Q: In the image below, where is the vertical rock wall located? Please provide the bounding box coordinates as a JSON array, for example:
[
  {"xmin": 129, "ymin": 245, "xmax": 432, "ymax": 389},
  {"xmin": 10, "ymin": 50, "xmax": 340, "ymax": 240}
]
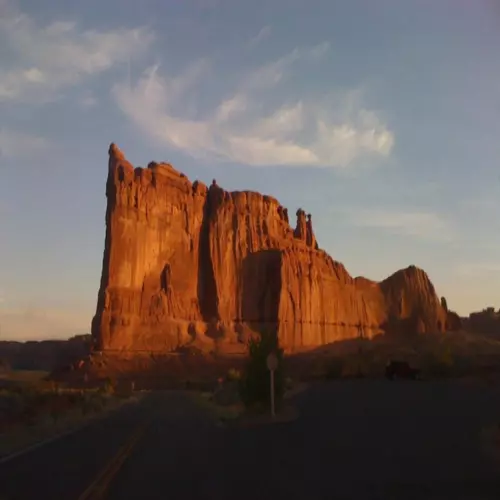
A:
[{"xmin": 92, "ymin": 145, "xmax": 448, "ymax": 352}]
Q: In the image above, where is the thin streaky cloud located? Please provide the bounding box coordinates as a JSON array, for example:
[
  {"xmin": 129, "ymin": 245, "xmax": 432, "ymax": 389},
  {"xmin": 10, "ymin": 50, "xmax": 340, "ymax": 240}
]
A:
[
  {"xmin": 113, "ymin": 44, "xmax": 394, "ymax": 168},
  {"xmin": 453, "ymin": 262, "xmax": 500, "ymax": 278},
  {"xmin": 345, "ymin": 208, "xmax": 454, "ymax": 242},
  {"xmin": 0, "ymin": 4, "xmax": 154, "ymax": 103},
  {"xmin": 78, "ymin": 94, "xmax": 98, "ymax": 109},
  {"xmin": 214, "ymin": 94, "xmax": 248, "ymax": 123},
  {"xmin": 247, "ymin": 25, "xmax": 272, "ymax": 48},
  {"xmin": 309, "ymin": 41, "xmax": 330, "ymax": 60},
  {"xmin": 0, "ymin": 128, "xmax": 52, "ymax": 159}
]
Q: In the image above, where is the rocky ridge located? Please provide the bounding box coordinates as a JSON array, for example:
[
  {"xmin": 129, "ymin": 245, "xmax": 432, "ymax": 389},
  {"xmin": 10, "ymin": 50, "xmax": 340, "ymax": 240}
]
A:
[{"xmin": 91, "ymin": 144, "xmax": 452, "ymax": 352}]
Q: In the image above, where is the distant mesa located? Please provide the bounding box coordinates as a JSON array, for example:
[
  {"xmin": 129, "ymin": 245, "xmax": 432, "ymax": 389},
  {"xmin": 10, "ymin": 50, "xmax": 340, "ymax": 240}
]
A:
[
  {"xmin": 462, "ymin": 307, "xmax": 500, "ymax": 337},
  {"xmin": 91, "ymin": 144, "xmax": 456, "ymax": 352}
]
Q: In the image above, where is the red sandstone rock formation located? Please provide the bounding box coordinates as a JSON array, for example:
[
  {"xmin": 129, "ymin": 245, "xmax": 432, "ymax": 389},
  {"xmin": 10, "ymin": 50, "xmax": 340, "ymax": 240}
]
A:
[{"xmin": 91, "ymin": 144, "xmax": 450, "ymax": 352}]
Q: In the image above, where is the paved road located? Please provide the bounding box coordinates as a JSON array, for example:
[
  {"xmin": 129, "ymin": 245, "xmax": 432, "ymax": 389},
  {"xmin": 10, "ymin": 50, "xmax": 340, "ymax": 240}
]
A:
[
  {"xmin": 0, "ymin": 396, "xmax": 154, "ymax": 500},
  {"xmin": 1, "ymin": 381, "xmax": 500, "ymax": 499}
]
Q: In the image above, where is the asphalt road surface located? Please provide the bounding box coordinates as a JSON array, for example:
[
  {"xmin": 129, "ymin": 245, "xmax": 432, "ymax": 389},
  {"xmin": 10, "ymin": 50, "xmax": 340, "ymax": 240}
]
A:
[{"xmin": 1, "ymin": 380, "xmax": 500, "ymax": 500}]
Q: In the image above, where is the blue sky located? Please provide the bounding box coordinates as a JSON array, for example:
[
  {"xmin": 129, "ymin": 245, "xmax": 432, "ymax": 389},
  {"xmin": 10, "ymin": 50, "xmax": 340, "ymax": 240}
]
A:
[{"xmin": 1, "ymin": 0, "xmax": 499, "ymax": 340}]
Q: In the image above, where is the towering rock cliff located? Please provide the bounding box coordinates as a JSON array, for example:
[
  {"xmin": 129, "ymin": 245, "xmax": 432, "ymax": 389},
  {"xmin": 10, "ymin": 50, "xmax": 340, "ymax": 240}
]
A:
[{"xmin": 91, "ymin": 144, "xmax": 450, "ymax": 352}]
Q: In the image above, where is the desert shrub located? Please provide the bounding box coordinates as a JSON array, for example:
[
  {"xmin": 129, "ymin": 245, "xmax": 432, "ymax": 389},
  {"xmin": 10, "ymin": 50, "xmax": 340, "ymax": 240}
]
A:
[
  {"xmin": 67, "ymin": 392, "xmax": 82, "ymax": 407},
  {"xmin": 238, "ymin": 335, "xmax": 285, "ymax": 410},
  {"xmin": 50, "ymin": 396, "xmax": 67, "ymax": 425},
  {"xmin": 440, "ymin": 346, "xmax": 454, "ymax": 367},
  {"xmin": 213, "ymin": 381, "xmax": 241, "ymax": 406},
  {"xmin": 19, "ymin": 400, "xmax": 38, "ymax": 426},
  {"xmin": 340, "ymin": 355, "xmax": 363, "ymax": 378},
  {"xmin": 100, "ymin": 377, "xmax": 115, "ymax": 395},
  {"xmin": 0, "ymin": 358, "xmax": 11, "ymax": 373},
  {"xmin": 422, "ymin": 346, "xmax": 455, "ymax": 378},
  {"xmin": 324, "ymin": 357, "xmax": 344, "ymax": 379},
  {"xmin": 226, "ymin": 368, "xmax": 241, "ymax": 382},
  {"xmin": 89, "ymin": 394, "xmax": 104, "ymax": 413},
  {"xmin": 307, "ymin": 358, "xmax": 326, "ymax": 380},
  {"xmin": 81, "ymin": 395, "xmax": 92, "ymax": 416},
  {"xmin": 426, "ymin": 362, "xmax": 450, "ymax": 378}
]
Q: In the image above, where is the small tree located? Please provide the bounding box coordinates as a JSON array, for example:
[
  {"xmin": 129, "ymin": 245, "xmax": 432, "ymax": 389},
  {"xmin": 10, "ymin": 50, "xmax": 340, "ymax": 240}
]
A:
[
  {"xmin": 238, "ymin": 334, "xmax": 285, "ymax": 410},
  {"xmin": 102, "ymin": 376, "xmax": 115, "ymax": 395},
  {"xmin": 226, "ymin": 368, "xmax": 241, "ymax": 382}
]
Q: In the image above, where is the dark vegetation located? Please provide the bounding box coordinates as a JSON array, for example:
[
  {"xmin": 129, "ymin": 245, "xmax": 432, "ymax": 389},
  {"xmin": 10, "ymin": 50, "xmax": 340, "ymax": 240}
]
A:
[
  {"xmin": 0, "ymin": 334, "xmax": 91, "ymax": 371},
  {"xmin": 285, "ymin": 331, "xmax": 500, "ymax": 383},
  {"xmin": 238, "ymin": 335, "xmax": 285, "ymax": 410},
  {"xmin": 385, "ymin": 360, "xmax": 420, "ymax": 380},
  {"xmin": 0, "ymin": 370, "xmax": 133, "ymax": 437}
]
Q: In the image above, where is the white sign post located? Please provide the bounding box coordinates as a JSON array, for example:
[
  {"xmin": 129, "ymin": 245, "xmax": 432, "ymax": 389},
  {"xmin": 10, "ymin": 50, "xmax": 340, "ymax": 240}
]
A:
[{"xmin": 266, "ymin": 352, "xmax": 278, "ymax": 417}]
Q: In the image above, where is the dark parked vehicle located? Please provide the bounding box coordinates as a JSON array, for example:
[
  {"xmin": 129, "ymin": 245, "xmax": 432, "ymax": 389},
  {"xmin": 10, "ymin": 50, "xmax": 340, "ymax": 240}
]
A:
[{"xmin": 385, "ymin": 360, "xmax": 420, "ymax": 380}]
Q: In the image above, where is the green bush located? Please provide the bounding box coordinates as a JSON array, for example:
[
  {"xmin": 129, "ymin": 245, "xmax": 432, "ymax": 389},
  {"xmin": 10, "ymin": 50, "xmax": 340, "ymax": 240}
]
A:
[{"xmin": 238, "ymin": 335, "xmax": 285, "ymax": 410}]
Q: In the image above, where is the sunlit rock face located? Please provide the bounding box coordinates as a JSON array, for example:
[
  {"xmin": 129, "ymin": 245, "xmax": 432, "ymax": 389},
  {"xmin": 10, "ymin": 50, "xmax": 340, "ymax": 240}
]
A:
[{"xmin": 91, "ymin": 144, "xmax": 448, "ymax": 352}]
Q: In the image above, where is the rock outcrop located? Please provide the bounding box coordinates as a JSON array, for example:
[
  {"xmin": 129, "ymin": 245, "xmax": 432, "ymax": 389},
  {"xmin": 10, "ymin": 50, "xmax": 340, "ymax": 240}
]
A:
[
  {"xmin": 462, "ymin": 307, "xmax": 500, "ymax": 337},
  {"xmin": 91, "ymin": 144, "xmax": 450, "ymax": 352},
  {"xmin": 0, "ymin": 335, "xmax": 91, "ymax": 372}
]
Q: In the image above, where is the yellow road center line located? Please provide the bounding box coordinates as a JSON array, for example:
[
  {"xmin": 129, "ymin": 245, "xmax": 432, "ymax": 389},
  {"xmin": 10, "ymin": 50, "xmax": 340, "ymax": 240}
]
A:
[{"xmin": 77, "ymin": 422, "xmax": 148, "ymax": 500}]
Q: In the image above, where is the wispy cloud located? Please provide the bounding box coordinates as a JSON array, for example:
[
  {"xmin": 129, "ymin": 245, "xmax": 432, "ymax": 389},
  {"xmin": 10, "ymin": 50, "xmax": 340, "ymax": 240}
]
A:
[
  {"xmin": 453, "ymin": 262, "xmax": 500, "ymax": 278},
  {"xmin": 308, "ymin": 41, "xmax": 330, "ymax": 60},
  {"xmin": 0, "ymin": 2, "xmax": 154, "ymax": 103},
  {"xmin": 0, "ymin": 128, "xmax": 52, "ymax": 159},
  {"xmin": 77, "ymin": 94, "xmax": 98, "ymax": 110},
  {"xmin": 242, "ymin": 44, "xmax": 331, "ymax": 90},
  {"xmin": 214, "ymin": 94, "xmax": 248, "ymax": 123},
  {"xmin": 247, "ymin": 25, "xmax": 272, "ymax": 48},
  {"xmin": 346, "ymin": 209, "xmax": 453, "ymax": 241},
  {"xmin": 113, "ymin": 43, "xmax": 394, "ymax": 168}
]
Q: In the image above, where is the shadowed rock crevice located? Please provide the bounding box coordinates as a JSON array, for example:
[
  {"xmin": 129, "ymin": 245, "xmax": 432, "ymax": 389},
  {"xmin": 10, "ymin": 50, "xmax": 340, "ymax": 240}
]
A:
[
  {"xmin": 197, "ymin": 185, "xmax": 219, "ymax": 323},
  {"xmin": 241, "ymin": 249, "xmax": 282, "ymax": 323}
]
